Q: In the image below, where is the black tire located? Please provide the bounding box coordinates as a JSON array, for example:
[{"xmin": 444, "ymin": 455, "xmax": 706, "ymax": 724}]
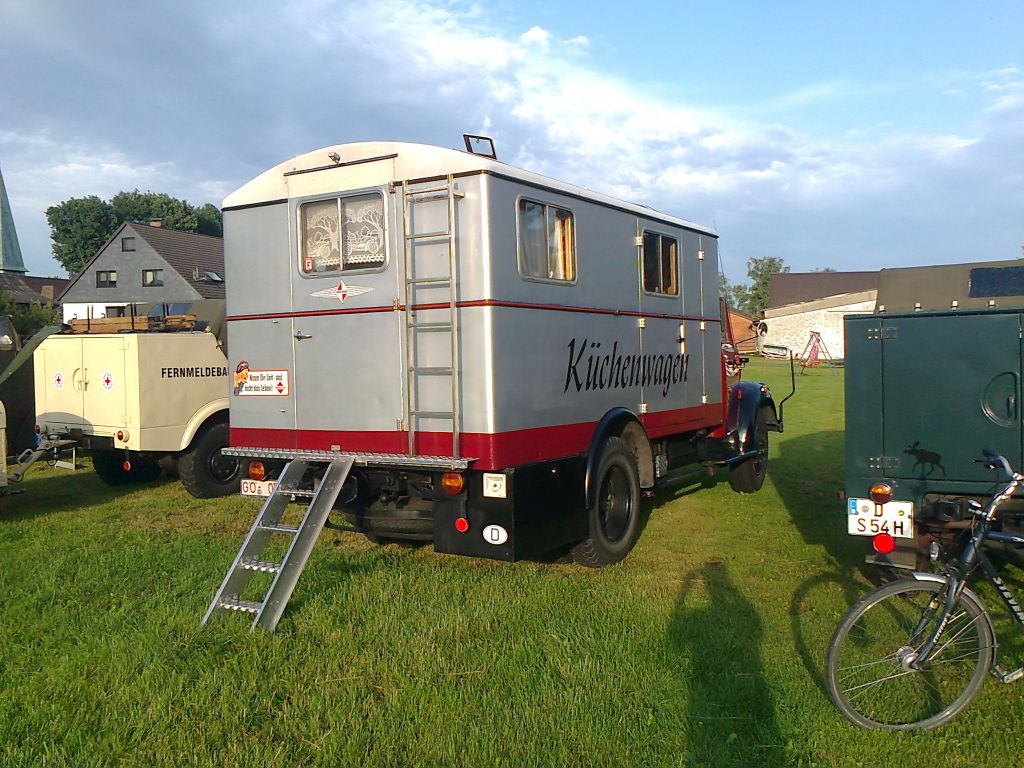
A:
[
  {"xmin": 128, "ymin": 457, "xmax": 162, "ymax": 483},
  {"xmin": 92, "ymin": 450, "xmax": 132, "ymax": 486},
  {"xmin": 825, "ymin": 578, "xmax": 993, "ymax": 730},
  {"xmin": 572, "ymin": 436, "xmax": 642, "ymax": 567},
  {"xmin": 178, "ymin": 422, "xmax": 242, "ymax": 499},
  {"xmin": 729, "ymin": 408, "xmax": 769, "ymax": 493}
]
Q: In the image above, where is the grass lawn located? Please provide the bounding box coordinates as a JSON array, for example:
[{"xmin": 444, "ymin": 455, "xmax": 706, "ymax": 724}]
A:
[{"xmin": 2, "ymin": 360, "xmax": 1023, "ymax": 767}]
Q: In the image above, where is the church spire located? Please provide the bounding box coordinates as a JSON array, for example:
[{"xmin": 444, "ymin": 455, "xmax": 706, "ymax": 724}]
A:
[{"xmin": 0, "ymin": 166, "xmax": 29, "ymax": 273}]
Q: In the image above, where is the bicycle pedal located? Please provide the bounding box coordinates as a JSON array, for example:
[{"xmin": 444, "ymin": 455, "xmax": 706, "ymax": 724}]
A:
[{"xmin": 992, "ymin": 664, "xmax": 1024, "ymax": 684}]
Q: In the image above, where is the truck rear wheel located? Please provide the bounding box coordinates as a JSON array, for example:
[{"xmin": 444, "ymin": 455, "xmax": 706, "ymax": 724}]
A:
[
  {"xmin": 572, "ymin": 437, "xmax": 642, "ymax": 567},
  {"xmin": 178, "ymin": 422, "xmax": 241, "ymax": 499},
  {"xmin": 729, "ymin": 409, "xmax": 769, "ymax": 493}
]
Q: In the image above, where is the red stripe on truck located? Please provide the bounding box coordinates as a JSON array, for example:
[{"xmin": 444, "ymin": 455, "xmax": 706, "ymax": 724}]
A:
[{"xmin": 231, "ymin": 403, "xmax": 723, "ymax": 471}]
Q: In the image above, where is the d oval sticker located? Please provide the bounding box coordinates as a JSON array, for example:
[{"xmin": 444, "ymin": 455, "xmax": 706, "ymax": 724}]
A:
[{"xmin": 482, "ymin": 525, "xmax": 509, "ymax": 546}]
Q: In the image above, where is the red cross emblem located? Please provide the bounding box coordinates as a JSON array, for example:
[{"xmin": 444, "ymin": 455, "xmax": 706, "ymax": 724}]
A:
[
  {"xmin": 103, "ymin": 374, "xmax": 112, "ymax": 387},
  {"xmin": 54, "ymin": 373, "xmax": 63, "ymax": 387},
  {"xmin": 276, "ymin": 381, "xmax": 285, "ymax": 394}
]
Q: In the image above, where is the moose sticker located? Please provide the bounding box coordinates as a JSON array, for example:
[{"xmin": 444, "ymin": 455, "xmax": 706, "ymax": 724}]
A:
[{"xmin": 905, "ymin": 441, "xmax": 946, "ymax": 476}]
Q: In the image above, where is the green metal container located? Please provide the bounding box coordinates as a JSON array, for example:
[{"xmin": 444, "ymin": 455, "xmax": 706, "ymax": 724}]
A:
[{"xmin": 845, "ymin": 308, "xmax": 1024, "ymax": 569}]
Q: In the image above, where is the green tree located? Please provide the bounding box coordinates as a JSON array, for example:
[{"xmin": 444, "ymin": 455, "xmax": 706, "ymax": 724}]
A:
[
  {"xmin": 196, "ymin": 203, "xmax": 223, "ymax": 237},
  {"xmin": 0, "ymin": 291, "xmax": 60, "ymax": 338},
  {"xmin": 731, "ymin": 256, "xmax": 789, "ymax": 315},
  {"xmin": 111, "ymin": 190, "xmax": 198, "ymax": 232},
  {"xmin": 45, "ymin": 195, "xmax": 117, "ymax": 275},
  {"xmin": 46, "ymin": 191, "xmax": 223, "ymax": 275}
]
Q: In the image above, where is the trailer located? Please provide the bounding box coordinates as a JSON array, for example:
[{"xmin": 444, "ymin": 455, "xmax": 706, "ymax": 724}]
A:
[
  {"xmin": 846, "ymin": 306, "xmax": 1024, "ymax": 571},
  {"xmin": 33, "ymin": 302, "xmax": 241, "ymax": 498},
  {"xmin": 206, "ymin": 138, "xmax": 786, "ymax": 629}
]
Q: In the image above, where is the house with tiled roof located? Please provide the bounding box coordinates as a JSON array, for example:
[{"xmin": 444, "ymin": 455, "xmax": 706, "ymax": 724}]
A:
[{"xmin": 59, "ymin": 221, "xmax": 224, "ymax": 322}]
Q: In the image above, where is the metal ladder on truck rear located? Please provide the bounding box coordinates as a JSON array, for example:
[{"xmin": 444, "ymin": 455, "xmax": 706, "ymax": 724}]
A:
[
  {"xmin": 401, "ymin": 175, "xmax": 463, "ymax": 458},
  {"xmin": 201, "ymin": 457, "xmax": 353, "ymax": 632}
]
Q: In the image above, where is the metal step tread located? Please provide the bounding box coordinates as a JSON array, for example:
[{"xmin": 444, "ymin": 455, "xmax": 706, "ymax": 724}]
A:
[
  {"xmin": 239, "ymin": 557, "xmax": 282, "ymax": 573},
  {"xmin": 408, "ymin": 322, "xmax": 452, "ymax": 330},
  {"xmin": 259, "ymin": 522, "xmax": 301, "ymax": 534},
  {"xmin": 406, "ymin": 231, "xmax": 450, "ymax": 241},
  {"xmin": 218, "ymin": 597, "xmax": 264, "ymax": 614},
  {"xmin": 222, "ymin": 447, "xmax": 472, "ymax": 470},
  {"xmin": 408, "ymin": 366, "xmax": 454, "ymax": 375},
  {"xmin": 275, "ymin": 486, "xmax": 316, "ymax": 498},
  {"xmin": 409, "ymin": 410, "xmax": 456, "ymax": 419}
]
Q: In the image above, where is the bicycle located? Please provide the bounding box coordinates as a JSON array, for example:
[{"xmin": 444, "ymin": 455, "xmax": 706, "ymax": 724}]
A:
[{"xmin": 825, "ymin": 448, "xmax": 1024, "ymax": 730}]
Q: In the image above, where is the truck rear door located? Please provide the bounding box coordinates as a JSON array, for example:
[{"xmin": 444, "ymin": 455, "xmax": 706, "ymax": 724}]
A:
[
  {"xmin": 881, "ymin": 312, "xmax": 1022, "ymax": 481},
  {"xmin": 38, "ymin": 337, "xmax": 87, "ymax": 429},
  {"xmin": 81, "ymin": 336, "xmax": 128, "ymax": 430},
  {"xmin": 290, "ymin": 187, "xmax": 405, "ymax": 452}
]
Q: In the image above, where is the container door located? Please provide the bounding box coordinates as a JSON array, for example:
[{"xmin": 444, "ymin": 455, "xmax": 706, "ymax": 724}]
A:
[
  {"xmin": 637, "ymin": 225, "xmax": 700, "ymax": 433},
  {"xmin": 290, "ymin": 188, "xmax": 406, "ymax": 452},
  {"xmin": 39, "ymin": 337, "xmax": 87, "ymax": 428},
  {"xmin": 81, "ymin": 336, "xmax": 128, "ymax": 430},
  {"xmin": 881, "ymin": 312, "xmax": 1022, "ymax": 481}
]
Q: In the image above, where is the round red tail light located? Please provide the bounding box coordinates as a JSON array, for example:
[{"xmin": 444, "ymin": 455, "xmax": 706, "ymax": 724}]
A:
[
  {"xmin": 248, "ymin": 461, "xmax": 266, "ymax": 481},
  {"xmin": 872, "ymin": 533, "xmax": 896, "ymax": 554},
  {"xmin": 116, "ymin": 429, "xmax": 129, "ymax": 442},
  {"xmin": 122, "ymin": 460, "xmax": 132, "ymax": 472},
  {"xmin": 869, "ymin": 483, "xmax": 893, "ymax": 504},
  {"xmin": 441, "ymin": 472, "xmax": 465, "ymax": 495},
  {"xmin": 454, "ymin": 517, "xmax": 470, "ymax": 533}
]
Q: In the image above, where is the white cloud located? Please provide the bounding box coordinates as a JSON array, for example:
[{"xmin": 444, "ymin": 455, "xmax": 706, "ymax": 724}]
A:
[{"xmin": 1, "ymin": 1, "xmax": 1022, "ymax": 279}]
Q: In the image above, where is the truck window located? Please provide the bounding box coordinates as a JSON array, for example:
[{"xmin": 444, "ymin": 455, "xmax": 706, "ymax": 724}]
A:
[
  {"xmin": 517, "ymin": 199, "xmax": 575, "ymax": 282},
  {"xmin": 642, "ymin": 231, "xmax": 678, "ymax": 295},
  {"xmin": 299, "ymin": 192, "xmax": 386, "ymax": 274}
]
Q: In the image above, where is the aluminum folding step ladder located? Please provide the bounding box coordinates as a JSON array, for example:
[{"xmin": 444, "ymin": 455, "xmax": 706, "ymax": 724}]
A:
[
  {"xmin": 401, "ymin": 175, "xmax": 463, "ymax": 458},
  {"xmin": 201, "ymin": 457, "xmax": 353, "ymax": 632}
]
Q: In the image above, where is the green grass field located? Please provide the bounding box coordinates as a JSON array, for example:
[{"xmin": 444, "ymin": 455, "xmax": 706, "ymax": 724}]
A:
[{"xmin": 2, "ymin": 361, "xmax": 1023, "ymax": 767}]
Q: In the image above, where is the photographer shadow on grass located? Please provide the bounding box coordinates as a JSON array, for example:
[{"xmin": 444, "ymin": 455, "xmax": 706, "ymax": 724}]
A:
[
  {"xmin": 669, "ymin": 559, "xmax": 786, "ymax": 768},
  {"xmin": 770, "ymin": 429, "xmax": 887, "ymax": 697}
]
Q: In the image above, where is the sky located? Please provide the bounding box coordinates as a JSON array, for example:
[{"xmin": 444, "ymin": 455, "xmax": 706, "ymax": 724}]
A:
[{"xmin": 1, "ymin": 0, "xmax": 1022, "ymax": 284}]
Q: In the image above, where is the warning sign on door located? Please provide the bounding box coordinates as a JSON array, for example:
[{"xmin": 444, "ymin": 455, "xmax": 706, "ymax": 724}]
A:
[{"xmin": 237, "ymin": 369, "xmax": 290, "ymax": 396}]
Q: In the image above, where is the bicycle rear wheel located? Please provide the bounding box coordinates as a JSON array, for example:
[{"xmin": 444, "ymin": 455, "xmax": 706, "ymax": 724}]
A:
[{"xmin": 825, "ymin": 578, "xmax": 994, "ymax": 730}]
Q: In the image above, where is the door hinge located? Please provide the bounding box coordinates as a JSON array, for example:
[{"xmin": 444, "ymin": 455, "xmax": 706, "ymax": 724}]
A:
[
  {"xmin": 639, "ymin": 403, "xmax": 649, "ymax": 414},
  {"xmin": 634, "ymin": 235, "xmax": 644, "ymax": 247},
  {"xmin": 700, "ymin": 321, "xmax": 706, "ymax": 331},
  {"xmin": 638, "ymin": 317, "xmax": 646, "ymax": 329},
  {"xmin": 867, "ymin": 326, "xmax": 898, "ymax": 341},
  {"xmin": 396, "ymin": 419, "xmax": 405, "ymax": 431},
  {"xmin": 698, "ymin": 250, "xmax": 705, "ymax": 261},
  {"xmin": 868, "ymin": 456, "xmax": 899, "ymax": 470}
]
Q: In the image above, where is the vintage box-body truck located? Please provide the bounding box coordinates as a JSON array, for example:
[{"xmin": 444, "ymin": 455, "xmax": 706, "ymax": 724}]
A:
[
  {"xmin": 846, "ymin": 292, "xmax": 1024, "ymax": 570},
  {"xmin": 219, "ymin": 140, "xmax": 783, "ymax": 568}
]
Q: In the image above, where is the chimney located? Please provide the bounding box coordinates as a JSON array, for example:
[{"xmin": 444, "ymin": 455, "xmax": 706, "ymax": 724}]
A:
[{"xmin": 148, "ymin": 218, "xmax": 163, "ymax": 228}]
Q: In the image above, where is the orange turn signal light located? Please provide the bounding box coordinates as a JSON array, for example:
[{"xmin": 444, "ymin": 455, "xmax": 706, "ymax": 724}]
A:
[
  {"xmin": 248, "ymin": 460, "xmax": 266, "ymax": 481},
  {"xmin": 441, "ymin": 472, "xmax": 465, "ymax": 495},
  {"xmin": 869, "ymin": 483, "xmax": 893, "ymax": 504}
]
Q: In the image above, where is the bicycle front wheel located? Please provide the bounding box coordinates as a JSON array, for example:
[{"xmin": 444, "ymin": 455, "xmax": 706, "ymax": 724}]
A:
[{"xmin": 825, "ymin": 578, "xmax": 994, "ymax": 730}]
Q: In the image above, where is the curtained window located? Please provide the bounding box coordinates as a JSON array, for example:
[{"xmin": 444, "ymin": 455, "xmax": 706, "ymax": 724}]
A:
[{"xmin": 517, "ymin": 199, "xmax": 575, "ymax": 282}]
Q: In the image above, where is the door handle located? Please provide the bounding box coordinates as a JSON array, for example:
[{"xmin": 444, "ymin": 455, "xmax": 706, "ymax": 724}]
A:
[
  {"xmin": 294, "ymin": 332, "xmax": 313, "ymax": 341},
  {"xmin": 1008, "ymin": 394, "xmax": 1017, "ymax": 418}
]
